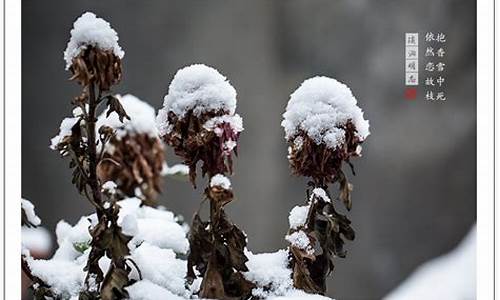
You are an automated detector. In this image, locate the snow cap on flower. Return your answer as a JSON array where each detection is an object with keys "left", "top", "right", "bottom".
[
  {"left": 282, "top": 76, "right": 370, "bottom": 150},
  {"left": 63, "top": 12, "right": 124, "bottom": 70},
  {"left": 282, "top": 77, "right": 370, "bottom": 186},
  {"left": 156, "top": 64, "right": 238, "bottom": 136},
  {"left": 64, "top": 12, "right": 123, "bottom": 90}
]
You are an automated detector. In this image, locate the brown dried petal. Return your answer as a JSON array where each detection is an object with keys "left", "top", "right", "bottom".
[
  {"left": 69, "top": 47, "right": 122, "bottom": 91},
  {"left": 97, "top": 134, "right": 165, "bottom": 206}
]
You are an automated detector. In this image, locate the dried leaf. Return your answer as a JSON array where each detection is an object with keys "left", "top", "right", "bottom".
[
  {"left": 100, "top": 262, "right": 130, "bottom": 300},
  {"left": 106, "top": 95, "right": 130, "bottom": 123}
]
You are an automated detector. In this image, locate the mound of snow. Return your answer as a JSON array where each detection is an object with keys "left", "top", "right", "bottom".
[
  {"left": 156, "top": 64, "right": 237, "bottom": 136},
  {"left": 63, "top": 12, "right": 124, "bottom": 70},
  {"left": 282, "top": 76, "right": 370, "bottom": 149}
]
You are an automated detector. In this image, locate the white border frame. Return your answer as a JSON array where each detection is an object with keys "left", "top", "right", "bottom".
[
  {"left": 3, "top": 0, "right": 21, "bottom": 298},
  {"left": 2, "top": 0, "right": 496, "bottom": 299}
]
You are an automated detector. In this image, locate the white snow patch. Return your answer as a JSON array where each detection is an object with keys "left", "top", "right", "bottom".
[
  {"left": 311, "top": 188, "right": 331, "bottom": 203},
  {"left": 203, "top": 114, "right": 244, "bottom": 136},
  {"left": 244, "top": 249, "right": 293, "bottom": 298},
  {"left": 384, "top": 225, "right": 476, "bottom": 300},
  {"left": 22, "top": 226, "right": 52, "bottom": 254},
  {"left": 26, "top": 197, "right": 190, "bottom": 298},
  {"left": 96, "top": 94, "right": 159, "bottom": 139},
  {"left": 161, "top": 163, "right": 189, "bottom": 177},
  {"left": 63, "top": 12, "right": 124, "bottom": 70},
  {"left": 126, "top": 280, "right": 185, "bottom": 300},
  {"left": 293, "top": 136, "right": 304, "bottom": 151},
  {"left": 131, "top": 217, "right": 189, "bottom": 254},
  {"left": 130, "top": 242, "right": 187, "bottom": 296},
  {"left": 285, "top": 231, "right": 313, "bottom": 254},
  {"left": 26, "top": 256, "right": 85, "bottom": 298},
  {"left": 268, "top": 290, "right": 333, "bottom": 300},
  {"left": 21, "top": 198, "right": 42, "bottom": 227},
  {"left": 156, "top": 64, "right": 237, "bottom": 136},
  {"left": 210, "top": 174, "right": 231, "bottom": 190},
  {"left": 289, "top": 205, "right": 310, "bottom": 230},
  {"left": 121, "top": 214, "right": 138, "bottom": 237},
  {"left": 49, "top": 117, "right": 79, "bottom": 150},
  {"left": 101, "top": 181, "right": 117, "bottom": 194},
  {"left": 282, "top": 76, "right": 370, "bottom": 149}
]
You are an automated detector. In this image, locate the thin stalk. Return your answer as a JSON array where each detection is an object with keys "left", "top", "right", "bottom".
[{"left": 85, "top": 82, "right": 103, "bottom": 215}]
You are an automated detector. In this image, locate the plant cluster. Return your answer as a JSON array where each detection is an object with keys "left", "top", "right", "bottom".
[
  {"left": 282, "top": 77, "right": 370, "bottom": 294},
  {"left": 21, "top": 12, "right": 370, "bottom": 300}
]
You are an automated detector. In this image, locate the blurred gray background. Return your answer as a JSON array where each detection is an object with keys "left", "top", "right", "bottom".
[{"left": 22, "top": 1, "right": 476, "bottom": 299}]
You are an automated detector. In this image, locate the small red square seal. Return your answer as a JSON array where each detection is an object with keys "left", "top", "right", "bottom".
[{"left": 405, "top": 87, "right": 417, "bottom": 100}]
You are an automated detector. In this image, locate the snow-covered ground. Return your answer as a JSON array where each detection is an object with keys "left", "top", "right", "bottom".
[
  {"left": 384, "top": 225, "right": 476, "bottom": 300},
  {"left": 23, "top": 197, "right": 334, "bottom": 299}
]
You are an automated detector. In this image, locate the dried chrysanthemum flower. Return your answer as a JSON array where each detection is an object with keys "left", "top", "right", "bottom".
[
  {"left": 283, "top": 76, "right": 369, "bottom": 296},
  {"left": 157, "top": 65, "right": 253, "bottom": 299},
  {"left": 64, "top": 12, "right": 124, "bottom": 90},
  {"left": 156, "top": 64, "right": 244, "bottom": 184},
  {"left": 282, "top": 76, "right": 370, "bottom": 187},
  {"left": 96, "top": 94, "right": 166, "bottom": 206}
]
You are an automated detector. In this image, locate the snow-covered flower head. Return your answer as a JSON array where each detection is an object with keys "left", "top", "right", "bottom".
[
  {"left": 282, "top": 76, "right": 370, "bottom": 185},
  {"left": 157, "top": 64, "right": 236, "bottom": 130},
  {"left": 156, "top": 64, "right": 244, "bottom": 185},
  {"left": 64, "top": 12, "right": 124, "bottom": 90},
  {"left": 96, "top": 94, "right": 166, "bottom": 206}
]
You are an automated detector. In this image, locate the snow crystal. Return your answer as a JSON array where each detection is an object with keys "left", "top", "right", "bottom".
[
  {"left": 281, "top": 76, "right": 370, "bottom": 149},
  {"left": 21, "top": 198, "right": 41, "bottom": 227},
  {"left": 210, "top": 174, "right": 232, "bottom": 190},
  {"left": 310, "top": 188, "right": 331, "bottom": 203},
  {"left": 156, "top": 64, "right": 237, "bottom": 136},
  {"left": 289, "top": 205, "right": 310, "bottom": 230},
  {"left": 63, "top": 12, "right": 124, "bottom": 70},
  {"left": 130, "top": 243, "right": 187, "bottom": 296},
  {"left": 126, "top": 280, "right": 185, "bottom": 300},
  {"left": 285, "top": 231, "right": 312, "bottom": 254},
  {"left": 96, "top": 94, "right": 159, "bottom": 139},
  {"left": 101, "top": 180, "right": 117, "bottom": 194},
  {"left": 244, "top": 249, "right": 294, "bottom": 298},
  {"left": 203, "top": 114, "right": 244, "bottom": 136},
  {"left": 22, "top": 227, "right": 52, "bottom": 254},
  {"left": 49, "top": 117, "right": 79, "bottom": 150}
]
